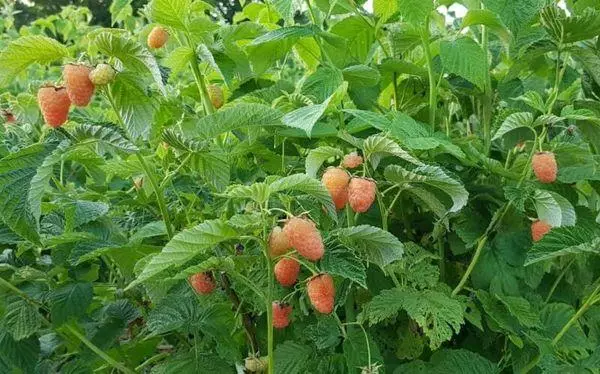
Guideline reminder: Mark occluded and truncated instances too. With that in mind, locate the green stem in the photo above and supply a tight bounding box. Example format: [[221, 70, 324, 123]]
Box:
[[552, 282, 600, 346], [545, 257, 575, 304], [420, 20, 436, 131], [452, 236, 488, 296], [135, 352, 169, 371], [345, 289, 355, 323], [189, 59, 214, 115], [65, 324, 135, 374], [481, 18, 493, 155], [136, 153, 174, 239], [346, 204, 355, 228], [261, 207, 275, 374]]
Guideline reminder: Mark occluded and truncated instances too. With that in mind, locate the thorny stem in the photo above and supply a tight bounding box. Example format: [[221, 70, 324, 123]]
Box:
[[260, 206, 275, 374], [420, 19, 437, 131], [481, 16, 493, 155]]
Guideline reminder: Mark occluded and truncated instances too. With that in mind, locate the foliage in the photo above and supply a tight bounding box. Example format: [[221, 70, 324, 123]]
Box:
[[0, 0, 600, 373]]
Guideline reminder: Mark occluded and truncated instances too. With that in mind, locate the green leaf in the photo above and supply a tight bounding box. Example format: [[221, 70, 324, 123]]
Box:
[[94, 32, 166, 95], [274, 341, 312, 374], [384, 164, 469, 214], [282, 92, 335, 137], [302, 66, 344, 102], [440, 37, 487, 90], [395, 349, 497, 374], [250, 25, 316, 45], [3, 299, 41, 340], [50, 283, 93, 325], [483, 0, 546, 35], [73, 123, 138, 153], [0, 36, 69, 86], [194, 145, 230, 192], [222, 182, 270, 205], [269, 173, 337, 219], [109, 72, 156, 141], [492, 112, 535, 141], [129, 221, 167, 243], [305, 146, 344, 178], [362, 134, 422, 169], [0, 329, 40, 373], [343, 327, 384, 372], [374, 0, 398, 23], [525, 226, 600, 265], [127, 220, 238, 288], [333, 225, 404, 268], [164, 46, 195, 74], [305, 316, 342, 350], [398, 0, 434, 24], [359, 287, 464, 349], [541, 6, 600, 44], [150, 0, 192, 30], [182, 103, 283, 140], [342, 65, 381, 88], [494, 293, 541, 328], [0, 142, 61, 244], [109, 0, 132, 25], [461, 9, 511, 44], [533, 190, 576, 228], [321, 248, 367, 289]]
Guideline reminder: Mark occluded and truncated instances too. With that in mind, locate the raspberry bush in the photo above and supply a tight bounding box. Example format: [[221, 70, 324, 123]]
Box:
[[1, 1, 600, 373]]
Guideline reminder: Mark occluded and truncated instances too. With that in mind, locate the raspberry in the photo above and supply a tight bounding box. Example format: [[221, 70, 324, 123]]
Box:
[[89, 63, 116, 85], [274, 257, 300, 287], [272, 302, 292, 329], [2, 110, 15, 125], [268, 226, 290, 257], [307, 273, 335, 314], [283, 217, 324, 261], [532, 152, 557, 184], [147, 26, 169, 49], [342, 152, 363, 169], [63, 64, 95, 107], [37, 85, 71, 128], [531, 220, 552, 242], [189, 272, 215, 295], [208, 84, 224, 109], [348, 177, 376, 213], [322, 167, 350, 210]]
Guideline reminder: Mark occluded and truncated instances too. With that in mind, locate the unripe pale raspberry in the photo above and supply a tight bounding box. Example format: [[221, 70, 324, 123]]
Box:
[[63, 64, 94, 107], [272, 302, 292, 329], [532, 152, 557, 184], [37, 85, 71, 128], [208, 84, 224, 109], [274, 257, 300, 287], [89, 63, 116, 85], [342, 152, 363, 169], [189, 272, 215, 295], [322, 167, 350, 210], [283, 217, 324, 261], [307, 273, 335, 314], [268, 226, 290, 257], [148, 26, 169, 49], [531, 220, 552, 242], [348, 177, 376, 213], [245, 356, 267, 372]]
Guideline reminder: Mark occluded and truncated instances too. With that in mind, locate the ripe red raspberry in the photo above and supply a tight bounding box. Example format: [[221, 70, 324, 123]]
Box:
[[272, 302, 292, 329], [348, 177, 376, 213], [532, 152, 557, 184], [283, 217, 324, 261], [274, 257, 300, 287], [208, 84, 224, 109], [268, 226, 290, 257], [63, 64, 95, 107], [37, 85, 71, 128], [342, 152, 363, 169], [2, 110, 16, 125], [307, 273, 335, 314], [531, 220, 552, 242], [322, 167, 350, 210], [89, 63, 116, 85], [148, 26, 169, 49], [189, 272, 215, 295]]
